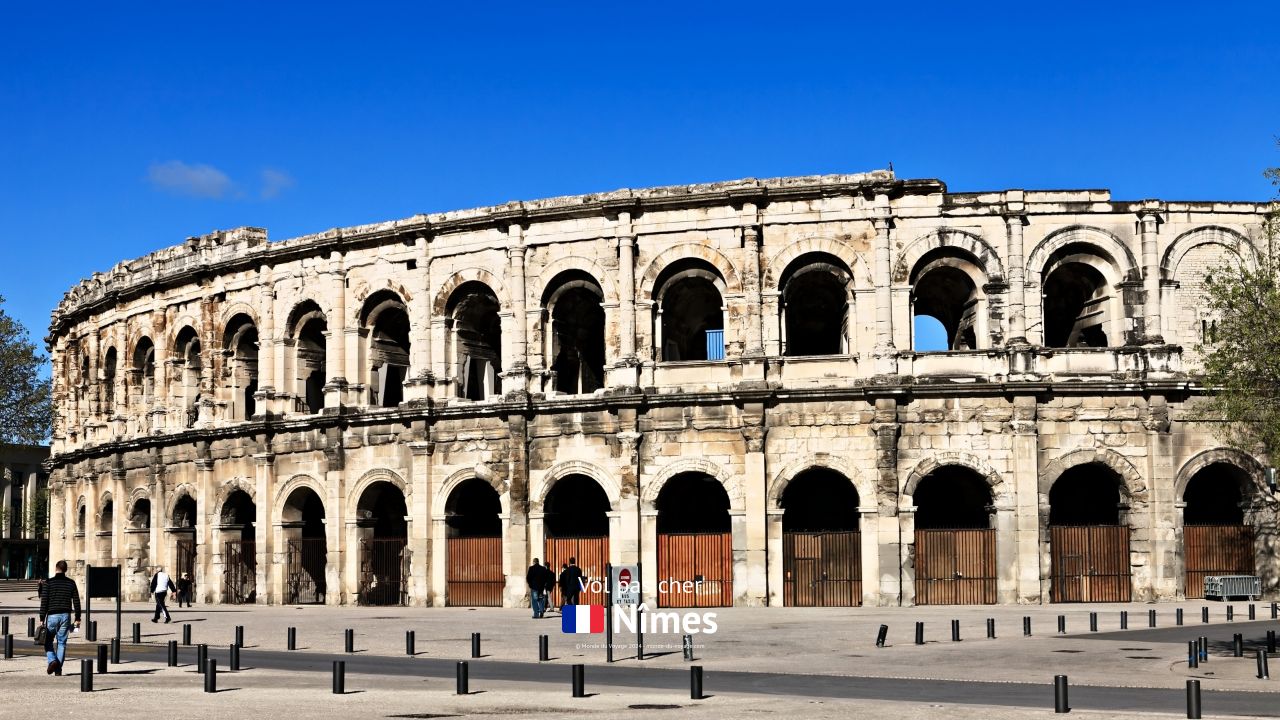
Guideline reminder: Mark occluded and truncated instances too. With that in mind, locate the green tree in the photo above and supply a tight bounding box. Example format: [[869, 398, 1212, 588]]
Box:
[[0, 295, 52, 444], [1197, 160, 1280, 459]]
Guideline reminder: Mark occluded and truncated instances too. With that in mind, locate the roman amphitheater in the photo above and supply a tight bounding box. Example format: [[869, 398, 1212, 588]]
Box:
[[44, 170, 1279, 608]]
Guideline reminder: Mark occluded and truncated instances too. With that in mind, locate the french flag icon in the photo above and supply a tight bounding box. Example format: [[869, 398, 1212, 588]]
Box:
[[561, 605, 606, 634]]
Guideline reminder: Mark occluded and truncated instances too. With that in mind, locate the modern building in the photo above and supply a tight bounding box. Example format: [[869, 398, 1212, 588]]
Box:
[[1, 443, 50, 580], [44, 171, 1278, 606]]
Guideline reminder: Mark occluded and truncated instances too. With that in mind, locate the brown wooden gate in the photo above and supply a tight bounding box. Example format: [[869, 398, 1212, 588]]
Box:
[[446, 536, 504, 606], [915, 528, 997, 605], [285, 538, 327, 605], [359, 538, 408, 606], [783, 531, 862, 607], [222, 540, 256, 604], [544, 536, 608, 606], [657, 532, 732, 608], [1050, 525, 1131, 603], [1185, 525, 1256, 598]]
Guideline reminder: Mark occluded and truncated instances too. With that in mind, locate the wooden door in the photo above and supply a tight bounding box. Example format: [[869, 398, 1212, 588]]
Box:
[[915, 529, 996, 605], [657, 532, 732, 608], [783, 531, 862, 607], [1185, 525, 1255, 598], [446, 536, 504, 607], [544, 536, 608, 606], [1050, 525, 1131, 602]]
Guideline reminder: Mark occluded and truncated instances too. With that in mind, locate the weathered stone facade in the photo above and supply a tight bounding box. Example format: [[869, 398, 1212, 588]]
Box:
[[45, 171, 1279, 606]]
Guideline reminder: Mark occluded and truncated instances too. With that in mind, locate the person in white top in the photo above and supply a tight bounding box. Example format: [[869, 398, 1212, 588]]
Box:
[[150, 567, 178, 623]]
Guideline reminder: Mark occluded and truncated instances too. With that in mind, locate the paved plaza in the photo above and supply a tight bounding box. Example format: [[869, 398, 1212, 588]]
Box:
[[3, 587, 1280, 718]]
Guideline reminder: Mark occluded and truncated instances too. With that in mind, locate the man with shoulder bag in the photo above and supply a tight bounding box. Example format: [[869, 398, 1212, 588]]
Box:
[[39, 560, 82, 676], [150, 567, 177, 623]]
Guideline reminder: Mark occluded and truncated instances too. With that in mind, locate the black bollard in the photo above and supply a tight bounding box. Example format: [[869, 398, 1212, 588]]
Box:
[[406, 630, 415, 656], [204, 659, 217, 693], [1089, 612, 1098, 632], [27, 617, 35, 638], [87, 620, 97, 642], [1120, 611, 1128, 630], [1202, 607, 1209, 624], [456, 661, 469, 695], [1024, 616, 1032, 636], [167, 640, 178, 667], [691, 665, 704, 700], [1177, 608, 1184, 626], [1, 616, 6, 636], [96, 643, 108, 674], [987, 618, 996, 639], [951, 619, 960, 642], [1249, 604, 1256, 621], [333, 660, 345, 694], [80, 659, 94, 692], [1233, 633, 1244, 657], [1057, 615, 1066, 634], [287, 627, 296, 651], [229, 644, 240, 672], [1054, 674, 1069, 713], [111, 637, 120, 664], [1186, 679, 1201, 719], [915, 621, 924, 645], [472, 632, 481, 658], [1268, 630, 1277, 654], [571, 663, 585, 698], [1188, 641, 1198, 669], [1149, 609, 1157, 628], [539, 634, 549, 662], [344, 628, 354, 653], [132, 622, 141, 644], [1228, 606, 1235, 622], [1258, 648, 1270, 680], [875, 624, 888, 648], [1198, 636, 1208, 662], [183, 624, 192, 645], [683, 634, 694, 661], [3, 634, 12, 660], [1272, 602, 1278, 620], [234, 625, 244, 648], [197, 644, 208, 674]]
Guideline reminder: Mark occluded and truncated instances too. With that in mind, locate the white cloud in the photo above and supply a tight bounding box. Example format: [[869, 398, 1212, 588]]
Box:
[[260, 168, 295, 199], [147, 160, 235, 199]]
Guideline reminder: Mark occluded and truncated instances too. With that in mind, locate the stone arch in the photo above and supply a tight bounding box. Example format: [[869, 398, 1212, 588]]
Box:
[[97, 490, 114, 527], [128, 485, 150, 505], [274, 473, 328, 515], [350, 279, 413, 327], [1174, 447, 1268, 499], [348, 468, 411, 510], [1038, 448, 1147, 500], [765, 234, 870, 291], [1026, 225, 1140, 283], [641, 457, 743, 510], [165, 483, 198, 526], [1160, 225, 1256, 282], [211, 477, 257, 524], [902, 452, 1012, 507], [638, 243, 743, 299], [284, 298, 332, 336], [217, 302, 260, 330], [537, 255, 619, 306], [768, 454, 873, 510], [436, 465, 510, 516], [893, 228, 1006, 284], [432, 268, 508, 315], [534, 460, 621, 512]]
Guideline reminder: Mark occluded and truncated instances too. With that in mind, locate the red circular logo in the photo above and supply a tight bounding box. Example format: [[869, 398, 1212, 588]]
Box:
[[619, 569, 632, 585]]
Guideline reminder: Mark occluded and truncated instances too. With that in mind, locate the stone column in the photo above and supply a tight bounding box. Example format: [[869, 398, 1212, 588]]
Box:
[[505, 226, 529, 392], [408, 441, 434, 606], [742, 219, 764, 357], [404, 238, 434, 402], [897, 505, 916, 605], [324, 252, 347, 409], [1144, 395, 1174, 600], [84, 474, 99, 568], [742, 423, 767, 605], [994, 503, 1018, 604], [615, 431, 642, 566], [766, 509, 783, 606], [871, 194, 897, 374], [858, 506, 881, 606], [1139, 204, 1165, 344], [150, 468, 166, 580], [1009, 396, 1041, 602], [617, 228, 637, 361], [504, 414, 530, 606], [254, 453, 275, 604], [1003, 203, 1028, 344], [256, 267, 277, 413], [872, 401, 901, 604], [195, 459, 214, 602]]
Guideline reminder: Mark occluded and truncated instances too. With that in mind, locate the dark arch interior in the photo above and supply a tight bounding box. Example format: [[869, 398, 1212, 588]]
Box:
[[445, 478, 501, 538], [221, 489, 257, 542], [99, 499, 114, 532], [913, 262, 979, 351], [913, 466, 993, 529], [657, 261, 725, 362], [449, 282, 503, 400], [172, 495, 196, 529], [657, 472, 730, 533], [1044, 254, 1111, 348], [781, 469, 859, 532], [77, 505, 86, 533], [296, 314, 328, 414], [102, 347, 117, 407], [544, 474, 610, 537], [549, 282, 606, 394], [284, 487, 327, 538], [782, 258, 851, 356], [365, 295, 411, 408], [225, 316, 260, 419], [1183, 463, 1248, 525], [1049, 464, 1123, 525], [358, 482, 408, 538], [129, 499, 151, 530]]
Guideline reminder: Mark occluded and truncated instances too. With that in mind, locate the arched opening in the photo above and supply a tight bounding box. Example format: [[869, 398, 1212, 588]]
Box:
[[129, 499, 151, 530], [543, 474, 610, 606], [223, 315, 259, 420], [361, 292, 411, 408], [1183, 462, 1256, 598], [543, 272, 606, 395], [125, 498, 151, 598], [170, 494, 197, 590], [912, 466, 996, 604], [1048, 463, 1131, 602], [1043, 246, 1116, 348], [219, 489, 257, 604], [97, 498, 114, 563], [447, 282, 502, 400], [656, 472, 732, 607], [780, 255, 852, 356], [102, 347, 117, 415], [288, 302, 328, 414], [356, 482, 408, 606], [282, 487, 327, 604], [912, 252, 983, 351], [655, 260, 725, 362], [780, 469, 861, 606], [172, 326, 203, 428], [445, 478, 504, 606]]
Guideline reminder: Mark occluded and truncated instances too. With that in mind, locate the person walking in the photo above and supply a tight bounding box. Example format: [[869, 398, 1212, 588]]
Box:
[[176, 572, 194, 607], [150, 567, 177, 623], [543, 559, 558, 614], [527, 558, 549, 619], [558, 557, 585, 607], [39, 560, 81, 676]]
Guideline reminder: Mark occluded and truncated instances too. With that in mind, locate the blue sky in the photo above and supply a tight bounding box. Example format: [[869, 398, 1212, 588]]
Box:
[[2, 2, 1278, 353]]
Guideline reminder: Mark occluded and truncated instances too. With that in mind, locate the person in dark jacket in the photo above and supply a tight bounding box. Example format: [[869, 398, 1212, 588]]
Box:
[[526, 558, 551, 619], [543, 559, 558, 614], [176, 572, 194, 607], [39, 560, 81, 676], [558, 557, 585, 607]]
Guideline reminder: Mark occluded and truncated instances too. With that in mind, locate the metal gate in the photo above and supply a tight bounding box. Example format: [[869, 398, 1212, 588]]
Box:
[[1050, 525, 1131, 603], [915, 528, 997, 605], [544, 536, 608, 606], [285, 538, 327, 605], [222, 540, 256, 604], [783, 531, 862, 607], [446, 537, 504, 607], [359, 538, 408, 606], [1185, 525, 1255, 598], [175, 536, 196, 581], [657, 532, 732, 608]]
